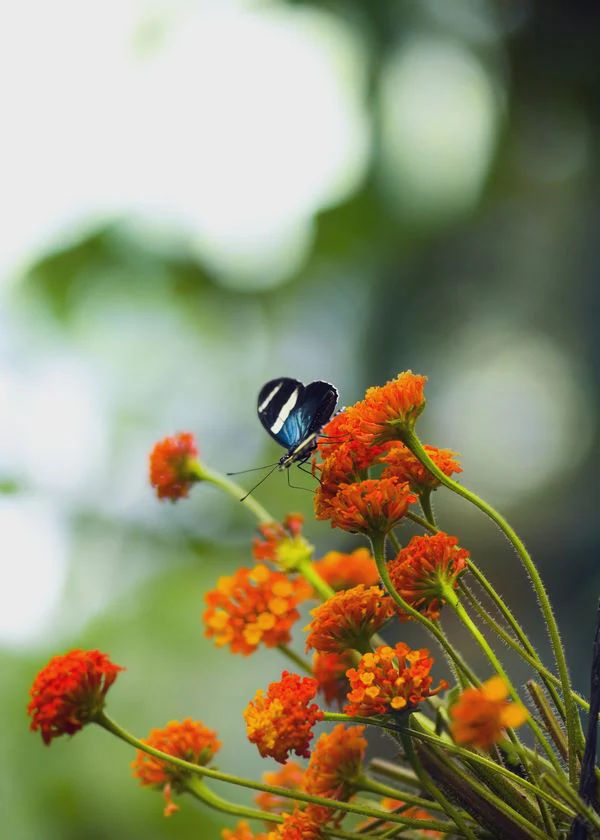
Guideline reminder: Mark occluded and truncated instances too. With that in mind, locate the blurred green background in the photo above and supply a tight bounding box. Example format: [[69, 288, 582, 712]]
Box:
[[2, 0, 599, 837]]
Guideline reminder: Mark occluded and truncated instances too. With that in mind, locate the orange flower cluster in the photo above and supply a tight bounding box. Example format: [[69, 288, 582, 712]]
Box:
[[149, 432, 199, 501], [382, 444, 462, 492], [450, 676, 528, 750], [387, 533, 470, 621], [222, 813, 328, 840], [313, 547, 379, 590], [350, 371, 427, 444], [312, 651, 353, 706], [255, 761, 306, 816], [315, 477, 416, 534], [253, 514, 313, 572], [304, 724, 367, 802], [244, 671, 324, 763], [345, 643, 447, 717], [305, 585, 394, 654], [132, 718, 221, 816], [204, 565, 311, 655], [28, 648, 124, 745]]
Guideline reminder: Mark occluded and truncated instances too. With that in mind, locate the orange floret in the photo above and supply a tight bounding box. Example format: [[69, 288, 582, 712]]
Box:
[[347, 372, 427, 444], [315, 477, 416, 535], [387, 533, 469, 622], [345, 643, 447, 717], [28, 648, 124, 745], [313, 547, 379, 591], [305, 585, 394, 654], [450, 676, 529, 750], [381, 443, 462, 492], [244, 671, 323, 763], [304, 724, 367, 802], [132, 718, 220, 816], [204, 565, 312, 655], [149, 432, 199, 501]]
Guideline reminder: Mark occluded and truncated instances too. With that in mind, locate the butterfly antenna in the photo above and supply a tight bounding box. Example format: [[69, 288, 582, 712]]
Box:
[[226, 462, 279, 476], [240, 464, 280, 501]]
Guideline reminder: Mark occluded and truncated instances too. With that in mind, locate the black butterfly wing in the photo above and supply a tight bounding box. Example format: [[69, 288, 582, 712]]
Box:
[[295, 381, 339, 438], [257, 378, 338, 453], [257, 377, 306, 448], [278, 380, 338, 454]]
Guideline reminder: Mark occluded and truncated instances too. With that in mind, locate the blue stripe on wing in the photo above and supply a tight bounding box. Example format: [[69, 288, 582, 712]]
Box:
[[275, 408, 311, 450]]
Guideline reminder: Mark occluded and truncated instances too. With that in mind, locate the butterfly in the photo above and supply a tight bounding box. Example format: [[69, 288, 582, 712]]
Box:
[[228, 377, 339, 499], [257, 377, 339, 469]]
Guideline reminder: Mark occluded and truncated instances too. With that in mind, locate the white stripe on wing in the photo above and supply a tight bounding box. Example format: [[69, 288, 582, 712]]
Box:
[[258, 382, 284, 412], [270, 388, 299, 434]]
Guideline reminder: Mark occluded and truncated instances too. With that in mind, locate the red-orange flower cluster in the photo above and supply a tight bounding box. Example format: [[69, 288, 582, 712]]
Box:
[[349, 371, 427, 444], [28, 648, 124, 745], [304, 724, 367, 802], [271, 808, 329, 839], [450, 676, 528, 750], [315, 477, 416, 534], [305, 585, 394, 654], [313, 547, 379, 591], [204, 565, 311, 655], [149, 432, 199, 501], [387, 533, 470, 621], [382, 444, 462, 492], [132, 718, 221, 816], [312, 651, 353, 706], [244, 671, 324, 763], [255, 761, 306, 816], [253, 514, 313, 572], [345, 643, 447, 717]]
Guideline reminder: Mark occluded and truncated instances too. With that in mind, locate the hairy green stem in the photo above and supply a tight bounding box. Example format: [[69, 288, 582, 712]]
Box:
[[96, 713, 454, 831], [403, 429, 580, 785], [192, 462, 272, 524], [277, 644, 312, 674]]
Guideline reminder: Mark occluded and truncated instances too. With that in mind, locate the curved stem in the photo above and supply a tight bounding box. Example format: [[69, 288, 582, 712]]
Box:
[[182, 775, 279, 823], [419, 488, 436, 527], [406, 510, 438, 534], [96, 712, 453, 832], [403, 429, 581, 785], [460, 581, 588, 716], [441, 581, 564, 776], [370, 532, 476, 687], [277, 644, 312, 674], [399, 730, 478, 840], [298, 558, 335, 602], [192, 462, 272, 524], [402, 725, 575, 818], [357, 774, 450, 815]]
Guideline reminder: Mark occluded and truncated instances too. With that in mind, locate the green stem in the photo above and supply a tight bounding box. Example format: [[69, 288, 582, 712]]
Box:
[[357, 774, 451, 814], [419, 488, 436, 527], [298, 558, 335, 602], [403, 724, 575, 818], [460, 581, 588, 717], [370, 532, 476, 687], [463, 564, 580, 723], [403, 429, 580, 786], [192, 462, 272, 524], [277, 644, 312, 674], [96, 713, 454, 832], [406, 510, 438, 534], [440, 581, 564, 776], [182, 775, 279, 823], [399, 730, 478, 840]]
